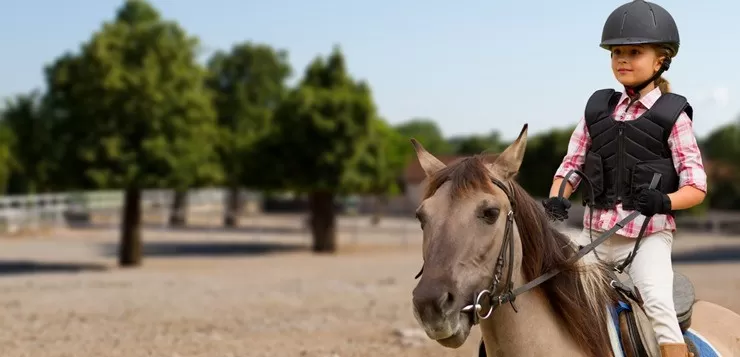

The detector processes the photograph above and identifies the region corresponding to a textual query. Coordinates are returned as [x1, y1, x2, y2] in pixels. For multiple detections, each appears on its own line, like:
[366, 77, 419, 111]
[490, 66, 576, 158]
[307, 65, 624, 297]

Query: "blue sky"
[1, 0, 737, 141]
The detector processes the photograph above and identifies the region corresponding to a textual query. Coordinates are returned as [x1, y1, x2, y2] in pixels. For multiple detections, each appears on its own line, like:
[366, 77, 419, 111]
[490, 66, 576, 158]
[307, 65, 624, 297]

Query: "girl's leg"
[611, 231, 684, 345]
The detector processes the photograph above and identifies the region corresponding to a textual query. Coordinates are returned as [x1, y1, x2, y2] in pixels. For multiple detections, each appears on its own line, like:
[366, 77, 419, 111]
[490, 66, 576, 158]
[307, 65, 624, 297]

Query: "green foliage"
[265, 46, 376, 193]
[516, 125, 575, 196]
[700, 122, 740, 211]
[43, 0, 222, 190]
[448, 131, 505, 155]
[702, 122, 740, 170]
[0, 90, 57, 193]
[705, 180, 740, 210]
[372, 118, 411, 195]
[342, 116, 408, 195]
[394, 118, 452, 155]
[206, 41, 292, 188]
[0, 123, 17, 193]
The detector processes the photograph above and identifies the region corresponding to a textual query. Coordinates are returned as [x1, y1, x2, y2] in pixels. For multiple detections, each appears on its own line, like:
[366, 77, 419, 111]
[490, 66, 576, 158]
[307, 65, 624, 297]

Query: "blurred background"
[0, 1, 738, 356]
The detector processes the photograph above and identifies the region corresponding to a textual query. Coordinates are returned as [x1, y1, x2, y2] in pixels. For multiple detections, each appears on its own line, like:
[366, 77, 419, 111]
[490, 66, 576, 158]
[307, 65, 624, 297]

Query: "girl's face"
[610, 45, 664, 87]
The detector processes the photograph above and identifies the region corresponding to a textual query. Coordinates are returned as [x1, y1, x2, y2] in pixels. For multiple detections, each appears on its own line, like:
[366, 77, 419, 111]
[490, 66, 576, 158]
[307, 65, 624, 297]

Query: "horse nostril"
[441, 291, 455, 309]
[413, 285, 457, 315]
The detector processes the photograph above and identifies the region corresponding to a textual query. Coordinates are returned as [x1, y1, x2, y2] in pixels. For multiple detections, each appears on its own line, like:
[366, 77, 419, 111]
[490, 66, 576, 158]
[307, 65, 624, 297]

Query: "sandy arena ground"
[0, 213, 739, 357]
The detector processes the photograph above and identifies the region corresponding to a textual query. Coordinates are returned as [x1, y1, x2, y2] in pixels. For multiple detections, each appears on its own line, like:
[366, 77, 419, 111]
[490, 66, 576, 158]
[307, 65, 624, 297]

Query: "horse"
[409, 123, 740, 357]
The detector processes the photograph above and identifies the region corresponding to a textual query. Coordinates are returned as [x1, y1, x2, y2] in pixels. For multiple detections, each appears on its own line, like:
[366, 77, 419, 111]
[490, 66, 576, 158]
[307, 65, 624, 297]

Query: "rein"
[415, 169, 661, 325]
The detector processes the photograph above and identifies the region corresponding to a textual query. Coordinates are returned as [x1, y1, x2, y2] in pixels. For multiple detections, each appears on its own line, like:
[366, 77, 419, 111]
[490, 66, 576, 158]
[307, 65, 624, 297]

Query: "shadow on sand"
[0, 260, 108, 276]
[73, 222, 307, 235]
[673, 246, 740, 264]
[70, 220, 414, 236]
[96, 241, 308, 258]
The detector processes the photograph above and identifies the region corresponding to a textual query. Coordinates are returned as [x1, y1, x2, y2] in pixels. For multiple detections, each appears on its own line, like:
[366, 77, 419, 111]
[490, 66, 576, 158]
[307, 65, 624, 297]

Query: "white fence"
[0, 188, 228, 234]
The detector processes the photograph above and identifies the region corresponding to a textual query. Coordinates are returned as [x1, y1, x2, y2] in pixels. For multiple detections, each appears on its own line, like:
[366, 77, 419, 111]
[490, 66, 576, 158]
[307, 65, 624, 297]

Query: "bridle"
[463, 178, 520, 322]
[459, 178, 522, 323]
[413, 177, 522, 323]
[414, 169, 662, 325]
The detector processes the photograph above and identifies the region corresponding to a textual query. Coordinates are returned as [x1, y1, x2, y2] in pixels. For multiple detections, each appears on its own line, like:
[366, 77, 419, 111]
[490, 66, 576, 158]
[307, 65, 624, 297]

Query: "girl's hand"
[635, 188, 672, 216]
[542, 197, 572, 221]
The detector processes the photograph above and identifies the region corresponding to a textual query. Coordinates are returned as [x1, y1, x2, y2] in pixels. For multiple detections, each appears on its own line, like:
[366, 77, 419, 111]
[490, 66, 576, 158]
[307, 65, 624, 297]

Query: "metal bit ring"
[474, 289, 494, 320]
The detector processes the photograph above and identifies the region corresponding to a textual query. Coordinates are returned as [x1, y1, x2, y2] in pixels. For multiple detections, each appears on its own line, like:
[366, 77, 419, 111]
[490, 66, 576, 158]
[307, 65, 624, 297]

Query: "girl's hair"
[655, 76, 670, 93]
[654, 46, 674, 93]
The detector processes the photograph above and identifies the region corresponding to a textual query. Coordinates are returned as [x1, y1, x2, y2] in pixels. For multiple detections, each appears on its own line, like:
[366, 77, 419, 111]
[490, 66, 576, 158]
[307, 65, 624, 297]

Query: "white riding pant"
[572, 227, 684, 344]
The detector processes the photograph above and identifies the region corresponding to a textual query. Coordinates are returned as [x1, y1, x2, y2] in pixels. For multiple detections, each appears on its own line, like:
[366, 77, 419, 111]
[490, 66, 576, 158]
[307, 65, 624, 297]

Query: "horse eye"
[415, 211, 426, 227]
[480, 207, 500, 224]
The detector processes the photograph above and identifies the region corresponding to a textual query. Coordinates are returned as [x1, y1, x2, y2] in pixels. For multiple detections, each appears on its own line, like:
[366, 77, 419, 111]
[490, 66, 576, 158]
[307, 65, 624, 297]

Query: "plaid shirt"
[554, 87, 707, 238]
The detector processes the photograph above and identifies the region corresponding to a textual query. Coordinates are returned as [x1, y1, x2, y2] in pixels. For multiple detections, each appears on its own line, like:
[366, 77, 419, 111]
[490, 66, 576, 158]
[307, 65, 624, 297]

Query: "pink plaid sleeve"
[667, 112, 707, 193]
[554, 117, 591, 190]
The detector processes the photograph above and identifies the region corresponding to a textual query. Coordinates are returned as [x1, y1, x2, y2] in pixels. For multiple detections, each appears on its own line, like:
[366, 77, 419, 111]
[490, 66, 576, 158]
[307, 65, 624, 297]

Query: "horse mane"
[422, 155, 619, 357]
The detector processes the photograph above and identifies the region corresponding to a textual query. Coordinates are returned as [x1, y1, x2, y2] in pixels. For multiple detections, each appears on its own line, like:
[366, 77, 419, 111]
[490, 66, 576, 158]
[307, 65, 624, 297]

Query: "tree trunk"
[309, 190, 336, 253]
[223, 186, 240, 227]
[169, 189, 188, 226]
[119, 188, 143, 267]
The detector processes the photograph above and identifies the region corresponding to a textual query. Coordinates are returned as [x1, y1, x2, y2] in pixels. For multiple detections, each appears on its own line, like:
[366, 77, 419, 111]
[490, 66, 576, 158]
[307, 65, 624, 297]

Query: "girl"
[542, 1, 707, 357]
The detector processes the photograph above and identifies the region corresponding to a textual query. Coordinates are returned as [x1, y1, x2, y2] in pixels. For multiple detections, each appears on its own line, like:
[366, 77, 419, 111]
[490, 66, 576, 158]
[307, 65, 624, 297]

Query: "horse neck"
[479, 285, 588, 357]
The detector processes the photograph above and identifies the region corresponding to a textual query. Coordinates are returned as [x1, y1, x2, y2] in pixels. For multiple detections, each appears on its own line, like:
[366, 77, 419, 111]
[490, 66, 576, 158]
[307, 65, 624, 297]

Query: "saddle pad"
[685, 328, 721, 357]
[478, 315, 720, 357]
[608, 304, 626, 357]
[610, 300, 721, 357]
[610, 301, 630, 356]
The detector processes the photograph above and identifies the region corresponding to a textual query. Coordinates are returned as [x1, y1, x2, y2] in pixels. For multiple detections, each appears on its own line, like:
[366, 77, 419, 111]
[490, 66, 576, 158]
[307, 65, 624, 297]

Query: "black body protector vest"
[581, 89, 693, 214]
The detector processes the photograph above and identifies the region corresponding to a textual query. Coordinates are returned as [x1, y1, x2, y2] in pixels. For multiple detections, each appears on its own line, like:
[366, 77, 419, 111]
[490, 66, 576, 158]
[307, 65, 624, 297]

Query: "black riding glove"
[542, 197, 571, 221]
[635, 188, 672, 217]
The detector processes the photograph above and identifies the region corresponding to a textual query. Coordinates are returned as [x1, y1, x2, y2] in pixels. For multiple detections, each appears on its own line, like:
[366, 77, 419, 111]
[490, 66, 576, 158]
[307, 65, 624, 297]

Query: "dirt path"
[0, 216, 738, 357]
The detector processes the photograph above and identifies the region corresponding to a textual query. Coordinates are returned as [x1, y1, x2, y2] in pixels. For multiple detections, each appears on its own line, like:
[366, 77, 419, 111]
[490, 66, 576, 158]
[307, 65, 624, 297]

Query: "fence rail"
[0, 188, 228, 234]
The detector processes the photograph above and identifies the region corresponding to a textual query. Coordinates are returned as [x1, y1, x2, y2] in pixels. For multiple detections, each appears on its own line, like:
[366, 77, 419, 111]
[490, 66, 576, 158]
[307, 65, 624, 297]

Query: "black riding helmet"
[600, 0, 680, 97]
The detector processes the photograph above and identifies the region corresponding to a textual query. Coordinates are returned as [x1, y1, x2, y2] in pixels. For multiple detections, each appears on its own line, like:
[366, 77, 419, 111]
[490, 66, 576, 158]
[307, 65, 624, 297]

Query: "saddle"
[476, 271, 699, 357]
[613, 270, 699, 357]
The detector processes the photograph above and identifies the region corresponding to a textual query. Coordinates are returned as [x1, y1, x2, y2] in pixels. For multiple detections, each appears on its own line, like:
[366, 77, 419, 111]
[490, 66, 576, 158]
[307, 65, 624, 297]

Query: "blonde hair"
[655, 76, 671, 93]
[654, 46, 674, 93]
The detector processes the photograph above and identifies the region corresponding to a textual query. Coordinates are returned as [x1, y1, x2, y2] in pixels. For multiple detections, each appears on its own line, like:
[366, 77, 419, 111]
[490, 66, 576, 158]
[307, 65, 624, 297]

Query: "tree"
[394, 118, 452, 155]
[516, 126, 575, 196]
[370, 118, 410, 196]
[0, 91, 57, 194]
[448, 131, 505, 155]
[265, 46, 376, 252]
[342, 117, 407, 195]
[0, 123, 17, 194]
[700, 122, 740, 210]
[44, 0, 222, 266]
[342, 117, 408, 224]
[702, 122, 740, 171]
[206, 42, 292, 227]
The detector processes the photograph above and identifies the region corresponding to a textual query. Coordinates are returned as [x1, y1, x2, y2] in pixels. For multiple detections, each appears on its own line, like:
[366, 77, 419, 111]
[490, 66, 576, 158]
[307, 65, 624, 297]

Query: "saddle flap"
[628, 298, 662, 357]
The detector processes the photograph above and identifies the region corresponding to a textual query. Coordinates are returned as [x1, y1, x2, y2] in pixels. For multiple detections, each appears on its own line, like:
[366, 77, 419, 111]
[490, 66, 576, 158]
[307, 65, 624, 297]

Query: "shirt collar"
[617, 86, 663, 109]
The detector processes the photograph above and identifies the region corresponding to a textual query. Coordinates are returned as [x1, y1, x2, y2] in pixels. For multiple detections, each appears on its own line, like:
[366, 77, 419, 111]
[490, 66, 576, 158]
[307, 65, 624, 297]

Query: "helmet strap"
[624, 58, 672, 99]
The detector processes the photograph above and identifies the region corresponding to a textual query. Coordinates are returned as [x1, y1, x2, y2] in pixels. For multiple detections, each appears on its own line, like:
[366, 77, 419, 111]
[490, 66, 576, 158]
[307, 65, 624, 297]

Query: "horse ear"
[491, 124, 528, 180]
[410, 138, 446, 176]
